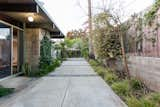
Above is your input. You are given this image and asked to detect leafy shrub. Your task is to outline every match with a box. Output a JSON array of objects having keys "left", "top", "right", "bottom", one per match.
[
  {"left": 140, "top": 99, "right": 155, "bottom": 107},
  {"left": 130, "top": 78, "right": 142, "bottom": 90},
  {"left": 126, "top": 96, "right": 142, "bottom": 107},
  {"left": 30, "top": 59, "right": 62, "bottom": 77},
  {"left": 89, "top": 59, "right": 159, "bottom": 107},
  {"left": 126, "top": 92, "right": 160, "bottom": 107},
  {"left": 38, "top": 59, "right": 61, "bottom": 76},
  {"left": 126, "top": 96, "right": 155, "bottom": 107},
  {"left": 80, "top": 39, "right": 89, "bottom": 58},
  {"left": 111, "top": 80, "right": 130, "bottom": 97},
  {"left": 104, "top": 72, "right": 118, "bottom": 85},
  {"left": 129, "top": 78, "right": 149, "bottom": 98},
  {"left": 52, "top": 59, "right": 61, "bottom": 67},
  {"left": 22, "top": 63, "right": 31, "bottom": 76},
  {"left": 145, "top": 93, "right": 160, "bottom": 107},
  {"left": 94, "top": 66, "right": 107, "bottom": 78},
  {"left": 89, "top": 59, "right": 100, "bottom": 67},
  {"left": 98, "top": 70, "right": 106, "bottom": 78},
  {"left": 93, "top": 12, "right": 121, "bottom": 59},
  {"left": 81, "top": 46, "right": 89, "bottom": 58},
  {"left": 46, "top": 65, "right": 56, "bottom": 72},
  {"left": 60, "top": 42, "right": 67, "bottom": 59},
  {"left": 0, "top": 86, "right": 14, "bottom": 97}
]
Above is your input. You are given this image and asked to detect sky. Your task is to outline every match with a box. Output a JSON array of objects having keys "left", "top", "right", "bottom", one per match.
[{"left": 39, "top": 0, "right": 154, "bottom": 35}]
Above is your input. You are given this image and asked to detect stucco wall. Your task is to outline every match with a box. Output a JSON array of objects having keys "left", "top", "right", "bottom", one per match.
[{"left": 128, "top": 56, "right": 160, "bottom": 92}]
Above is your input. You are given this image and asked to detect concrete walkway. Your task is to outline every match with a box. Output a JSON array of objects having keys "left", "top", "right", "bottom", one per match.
[{"left": 0, "top": 58, "right": 127, "bottom": 107}]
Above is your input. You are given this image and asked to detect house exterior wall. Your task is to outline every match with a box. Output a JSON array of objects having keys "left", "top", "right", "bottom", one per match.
[
  {"left": 24, "top": 28, "right": 50, "bottom": 70},
  {"left": 25, "top": 28, "right": 40, "bottom": 70}
]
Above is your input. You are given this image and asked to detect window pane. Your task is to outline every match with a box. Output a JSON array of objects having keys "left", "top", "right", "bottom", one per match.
[{"left": 0, "top": 23, "right": 11, "bottom": 78}]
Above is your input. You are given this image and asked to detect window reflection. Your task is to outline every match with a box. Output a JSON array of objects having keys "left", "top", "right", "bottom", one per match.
[{"left": 0, "top": 26, "right": 11, "bottom": 78}]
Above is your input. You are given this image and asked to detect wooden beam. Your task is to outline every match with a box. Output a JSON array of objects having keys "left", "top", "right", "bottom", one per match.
[
  {"left": 50, "top": 31, "right": 61, "bottom": 35},
  {"left": 0, "top": 3, "right": 38, "bottom": 12},
  {"left": 50, "top": 31, "right": 65, "bottom": 38},
  {"left": 0, "top": 13, "right": 23, "bottom": 28},
  {"left": 26, "top": 22, "right": 53, "bottom": 31}
]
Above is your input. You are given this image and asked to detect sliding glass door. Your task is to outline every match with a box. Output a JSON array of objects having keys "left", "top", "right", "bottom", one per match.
[
  {"left": 12, "top": 28, "right": 19, "bottom": 74},
  {"left": 0, "top": 20, "right": 24, "bottom": 79},
  {"left": 12, "top": 28, "right": 23, "bottom": 74},
  {"left": 0, "top": 22, "right": 11, "bottom": 78}
]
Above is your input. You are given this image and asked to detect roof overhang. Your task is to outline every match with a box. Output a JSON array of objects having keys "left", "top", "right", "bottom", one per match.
[
  {"left": 0, "top": 0, "right": 62, "bottom": 35},
  {"left": 50, "top": 31, "right": 65, "bottom": 39}
]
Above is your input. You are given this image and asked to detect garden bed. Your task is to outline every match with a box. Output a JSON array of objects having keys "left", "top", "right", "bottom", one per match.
[
  {"left": 25, "top": 59, "right": 62, "bottom": 77},
  {"left": 0, "top": 86, "right": 14, "bottom": 97},
  {"left": 89, "top": 59, "right": 160, "bottom": 107}
]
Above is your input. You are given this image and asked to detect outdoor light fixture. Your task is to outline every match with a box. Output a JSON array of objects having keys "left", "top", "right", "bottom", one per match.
[{"left": 28, "top": 16, "right": 34, "bottom": 22}]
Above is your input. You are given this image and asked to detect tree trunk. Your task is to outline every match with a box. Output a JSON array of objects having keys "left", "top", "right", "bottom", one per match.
[
  {"left": 118, "top": 26, "right": 130, "bottom": 79},
  {"left": 88, "top": 0, "right": 95, "bottom": 59}
]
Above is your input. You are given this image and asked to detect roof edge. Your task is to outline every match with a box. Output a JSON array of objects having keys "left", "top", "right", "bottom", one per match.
[{"left": 34, "top": 0, "right": 63, "bottom": 34}]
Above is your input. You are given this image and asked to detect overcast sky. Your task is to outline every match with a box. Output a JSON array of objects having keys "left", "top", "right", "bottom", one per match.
[{"left": 39, "top": 0, "right": 154, "bottom": 35}]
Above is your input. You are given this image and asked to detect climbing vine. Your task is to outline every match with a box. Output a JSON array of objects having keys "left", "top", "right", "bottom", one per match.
[{"left": 145, "top": 0, "right": 160, "bottom": 25}]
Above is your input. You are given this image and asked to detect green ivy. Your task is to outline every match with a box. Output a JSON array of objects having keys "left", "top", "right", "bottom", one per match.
[{"left": 145, "top": 0, "right": 160, "bottom": 25}]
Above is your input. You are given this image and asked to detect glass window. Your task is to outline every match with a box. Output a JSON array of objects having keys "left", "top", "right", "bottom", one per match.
[{"left": 0, "top": 23, "right": 11, "bottom": 78}]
